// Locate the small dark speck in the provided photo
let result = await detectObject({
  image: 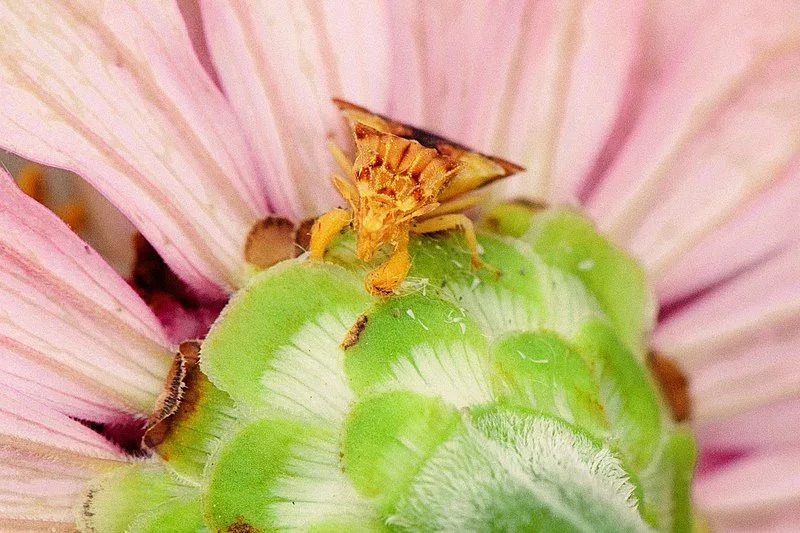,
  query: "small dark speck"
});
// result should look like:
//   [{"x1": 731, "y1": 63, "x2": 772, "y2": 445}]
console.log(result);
[
  {"x1": 440, "y1": 279, "x2": 447, "y2": 288},
  {"x1": 392, "y1": 308, "x2": 401, "y2": 318},
  {"x1": 519, "y1": 268, "x2": 526, "y2": 276},
  {"x1": 84, "y1": 245, "x2": 91, "y2": 254}
]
